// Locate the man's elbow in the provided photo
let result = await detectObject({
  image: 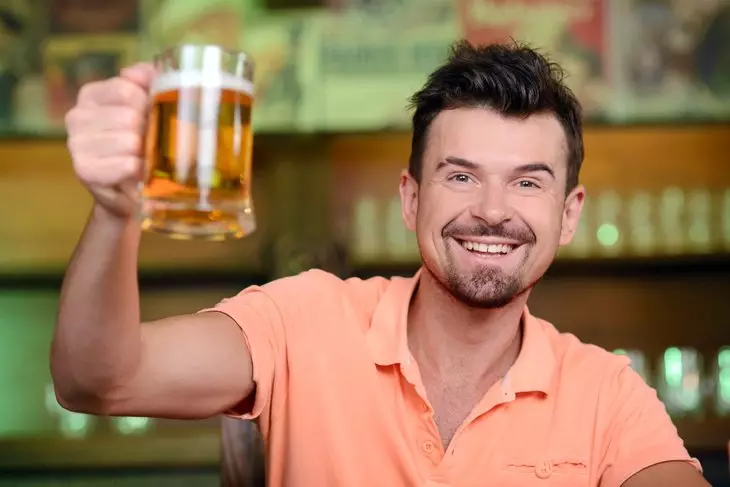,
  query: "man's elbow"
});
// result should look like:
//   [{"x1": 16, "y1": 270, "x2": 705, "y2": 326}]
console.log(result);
[{"x1": 51, "y1": 382, "x2": 115, "y2": 416}]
